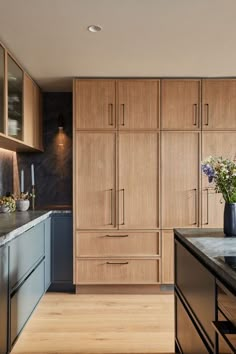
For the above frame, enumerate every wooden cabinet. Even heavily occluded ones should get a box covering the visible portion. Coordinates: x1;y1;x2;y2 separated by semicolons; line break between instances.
76;231;160;257
0;45;5;134
202;132;236;228
202;79;236;130
23;74;43;150
75;259;160;284
117;80;159;129
119;132;159;229
74;80;116;130
162;231;174;284
161;132;200;228
161;80;200;130
75;132;116;229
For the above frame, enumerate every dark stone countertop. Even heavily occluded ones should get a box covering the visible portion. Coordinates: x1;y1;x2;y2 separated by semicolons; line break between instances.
0;210;72;247
174;228;236;294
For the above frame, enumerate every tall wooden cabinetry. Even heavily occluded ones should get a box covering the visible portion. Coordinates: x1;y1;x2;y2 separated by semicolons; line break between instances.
74;79;161;288
74;78;236;289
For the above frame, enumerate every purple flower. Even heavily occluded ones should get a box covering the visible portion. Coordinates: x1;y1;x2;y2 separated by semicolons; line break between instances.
202;164;215;183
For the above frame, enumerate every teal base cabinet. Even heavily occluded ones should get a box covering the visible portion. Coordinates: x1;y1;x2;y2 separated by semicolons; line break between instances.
44;218;51;290
0;246;8;354
49;214;74;292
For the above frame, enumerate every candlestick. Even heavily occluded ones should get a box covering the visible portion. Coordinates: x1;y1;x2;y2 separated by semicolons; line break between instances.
31;186;36;210
20;170;24;193
31;164;35;186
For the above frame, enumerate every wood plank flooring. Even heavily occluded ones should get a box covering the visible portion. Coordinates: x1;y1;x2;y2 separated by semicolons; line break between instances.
11;293;174;354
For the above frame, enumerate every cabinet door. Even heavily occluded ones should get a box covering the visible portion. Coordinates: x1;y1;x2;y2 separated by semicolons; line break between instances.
162;132;199;228
117;80;159;129
202;80;236;130
23;73;34;147
34;84;43;151
202;132;236;228
8;54;23;140
0;246;8;354
44;218;51;291
162;231;174;284
119;132;159;229
74;80;115;130
75;132;116;229
0;45;5;134
161;80;200;130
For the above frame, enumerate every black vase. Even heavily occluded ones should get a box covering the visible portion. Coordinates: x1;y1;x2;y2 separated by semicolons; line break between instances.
224;203;236;237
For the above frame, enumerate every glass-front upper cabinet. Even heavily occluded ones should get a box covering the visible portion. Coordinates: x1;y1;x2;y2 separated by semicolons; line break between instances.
0;45;4;133
8;54;23;140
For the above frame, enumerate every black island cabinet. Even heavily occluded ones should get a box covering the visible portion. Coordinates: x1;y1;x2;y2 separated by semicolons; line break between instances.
174;229;236;354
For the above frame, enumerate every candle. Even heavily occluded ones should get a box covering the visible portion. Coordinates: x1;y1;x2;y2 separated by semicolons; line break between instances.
31;164;35;186
20;170;24;193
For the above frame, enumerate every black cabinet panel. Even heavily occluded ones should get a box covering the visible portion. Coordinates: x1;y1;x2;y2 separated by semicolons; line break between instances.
175;240;215;346
49;214;74;292
0;246;8;354
176;294;211;354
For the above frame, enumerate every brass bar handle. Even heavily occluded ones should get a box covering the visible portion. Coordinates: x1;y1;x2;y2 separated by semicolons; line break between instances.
120;188;125;225
105;234;128;238
204;104;209;126
120;104;125;126
109;189;113;225
193;188;198;225
193;104;198;126
106;261;129;265
205;188;209;225
108;104;114;126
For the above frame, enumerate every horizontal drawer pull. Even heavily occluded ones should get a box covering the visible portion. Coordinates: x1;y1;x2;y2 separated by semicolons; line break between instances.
104;234;128;238
106;261;129;265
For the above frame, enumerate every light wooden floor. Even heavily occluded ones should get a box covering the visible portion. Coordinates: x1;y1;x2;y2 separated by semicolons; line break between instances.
11;293;175;354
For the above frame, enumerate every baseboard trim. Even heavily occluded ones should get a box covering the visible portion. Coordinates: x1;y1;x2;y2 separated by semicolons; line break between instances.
75;284;174;294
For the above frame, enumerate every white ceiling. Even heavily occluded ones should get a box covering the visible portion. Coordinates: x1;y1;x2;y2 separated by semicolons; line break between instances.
0;0;236;91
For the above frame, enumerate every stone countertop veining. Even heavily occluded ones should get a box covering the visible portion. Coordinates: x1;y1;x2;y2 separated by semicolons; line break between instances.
174;228;236;294
0;209;72;247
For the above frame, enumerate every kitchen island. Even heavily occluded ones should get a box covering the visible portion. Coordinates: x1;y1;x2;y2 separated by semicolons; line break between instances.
174;229;236;354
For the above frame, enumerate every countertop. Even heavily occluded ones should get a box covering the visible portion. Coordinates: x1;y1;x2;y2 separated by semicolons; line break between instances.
174;228;236;294
0;210;72;247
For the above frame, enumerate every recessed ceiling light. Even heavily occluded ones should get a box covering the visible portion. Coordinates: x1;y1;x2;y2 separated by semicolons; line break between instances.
88;25;102;33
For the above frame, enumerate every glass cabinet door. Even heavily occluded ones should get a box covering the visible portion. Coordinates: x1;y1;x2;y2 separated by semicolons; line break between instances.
8;54;23;140
0;46;4;133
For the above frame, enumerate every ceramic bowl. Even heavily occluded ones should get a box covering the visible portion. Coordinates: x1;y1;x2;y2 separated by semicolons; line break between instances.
16;199;30;212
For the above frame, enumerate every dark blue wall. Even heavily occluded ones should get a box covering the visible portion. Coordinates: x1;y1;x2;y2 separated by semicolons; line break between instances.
17;93;72;208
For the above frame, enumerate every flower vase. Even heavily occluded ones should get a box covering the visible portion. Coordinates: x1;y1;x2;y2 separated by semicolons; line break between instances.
224;203;236;237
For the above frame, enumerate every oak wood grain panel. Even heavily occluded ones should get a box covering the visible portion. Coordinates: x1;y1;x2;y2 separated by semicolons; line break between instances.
202;79;236;130
75;259;160;284
161;79;201;130
202;132;236;228
75;132;116;229
75;80;116;130
23;73;34;146
76;231;160;257
34;85;43;151
161;132;200;228
117;80;159;129
162;230;174;284
119;132;159;229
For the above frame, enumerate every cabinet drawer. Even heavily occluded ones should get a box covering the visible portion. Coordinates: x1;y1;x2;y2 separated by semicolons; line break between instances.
76;232;160;257
9;222;45;289
75;259;160;284
11;260;45;345
176;295;211;353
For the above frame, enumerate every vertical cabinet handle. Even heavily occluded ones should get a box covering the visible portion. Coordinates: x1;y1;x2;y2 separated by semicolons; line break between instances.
120;104;125;126
204;104;209;126
108;103;114;126
205;188;209;225
120;189;125;225
109;189;113;226
193;188;198;225
193;104;198;126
